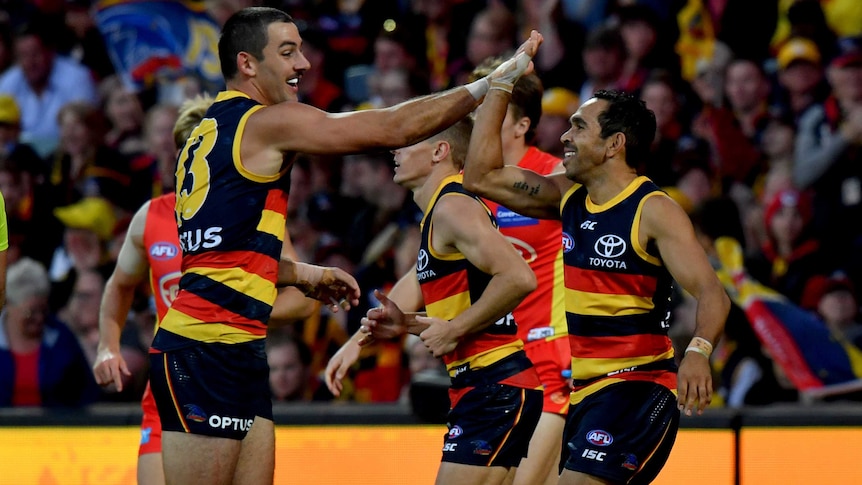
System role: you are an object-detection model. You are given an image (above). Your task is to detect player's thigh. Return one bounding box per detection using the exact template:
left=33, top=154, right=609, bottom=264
left=558, top=469, right=615, bottom=485
left=162, top=430, right=242, bottom=485
left=435, top=462, right=513, bottom=485
left=232, top=417, right=275, bottom=485
left=513, top=411, right=565, bottom=485
left=137, top=452, right=164, bottom=485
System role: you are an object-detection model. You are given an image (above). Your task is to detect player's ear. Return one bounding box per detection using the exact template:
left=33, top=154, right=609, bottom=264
left=237, top=51, right=256, bottom=77
left=432, top=140, right=450, bottom=163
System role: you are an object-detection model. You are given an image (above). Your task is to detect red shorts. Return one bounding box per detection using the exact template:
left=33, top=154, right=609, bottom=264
left=139, top=383, right=162, bottom=456
left=524, top=337, right=570, bottom=414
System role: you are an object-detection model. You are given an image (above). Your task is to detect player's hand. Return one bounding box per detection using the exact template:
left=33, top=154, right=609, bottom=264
left=417, top=316, right=459, bottom=357
left=487, top=30, right=544, bottom=87
left=299, top=266, right=360, bottom=312
left=360, top=289, right=406, bottom=340
left=676, top=351, right=713, bottom=416
left=325, top=338, right=362, bottom=397
left=93, top=348, right=131, bottom=392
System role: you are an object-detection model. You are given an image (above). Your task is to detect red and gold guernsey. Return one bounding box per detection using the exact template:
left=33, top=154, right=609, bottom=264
left=143, top=193, right=182, bottom=326
left=482, top=147, right=566, bottom=344
left=417, top=174, right=523, bottom=377
left=559, top=176, right=677, bottom=404
left=152, top=91, right=291, bottom=351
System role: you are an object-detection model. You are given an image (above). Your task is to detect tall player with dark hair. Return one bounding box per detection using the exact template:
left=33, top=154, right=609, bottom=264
left=147, top=6, right=544, bottom=485
left=463, top=87, right=729, bottom=484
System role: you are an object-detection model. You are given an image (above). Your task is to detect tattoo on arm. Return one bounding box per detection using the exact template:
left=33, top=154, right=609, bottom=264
left=512, top=181, right=540, bottom=196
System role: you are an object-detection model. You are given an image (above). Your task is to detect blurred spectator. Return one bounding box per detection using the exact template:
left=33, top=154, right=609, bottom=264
left=746, top=188, right=828, bottom=304
left=63, top=0, right=115, bottom=81
left=793, top=36, right=862, bottom=281
left=99, top=75, right=146, bottom=157
left=0, top=93, right=46, bottom=177
left=535, top=86, right=579, bottom=158
left=578, top=23, right=626, bottom=102
left=357, top=67, right=426, bottom=110
left=516, top=0, right=585, bottom=92
left=48, top=197, right=118, bottom=305
left=774, top=37, right=827, bottom=122
left=46, top=101, right=132, bottom=211
left=0, top=257, right=99, bottom=407
left=127, top=103, right=180, bottom=203
left=0, top=21, right=13, bottom=75
left=781, top=0, right=840, bottom=63
left=613, top=4, right=665, bottom=94
left=0, top=18, right=98, bottom=157
left=340, top=152, right=407, bottom=263
left=267, top=328, right=313, bottom=402
left=400, top=333, right=445, bottom=402
left=693, top=58, right=772, bottom=190
left=801, top=273, right=862, bottom=349
left=639, top=70, right=694, bottom=187
left=296, top=26, right=351, bottom=112
left=449, top=4, right=517, bottom=86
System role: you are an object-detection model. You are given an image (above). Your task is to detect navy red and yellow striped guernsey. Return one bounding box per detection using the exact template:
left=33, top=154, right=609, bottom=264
left=153, top=91, right=291, bottom=351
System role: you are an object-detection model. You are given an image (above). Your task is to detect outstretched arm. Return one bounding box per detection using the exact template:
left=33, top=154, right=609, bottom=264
left=642, top=195, right=730, bottom=416
left=94, top=202, right=150, bottom=391
left=463, top=85, right=572, bottom=219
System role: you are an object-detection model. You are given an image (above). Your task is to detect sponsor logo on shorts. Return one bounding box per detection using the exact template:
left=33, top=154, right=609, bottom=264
left=621, top=453, right=639, bottom=471
left=442, top=443, right=458, bottom=452
left=208, top=415, right=254, bottom=432
left=140, top=427, right=152, bottom=445
left=472, top=440, right=492, bottom=456
left=586, top=430, right=613, bottom=446
left=581, top=449, right=606, bottom=461
left=184, top=404, right=208, bottom=423
left=448, top=425, right=463, bottom=439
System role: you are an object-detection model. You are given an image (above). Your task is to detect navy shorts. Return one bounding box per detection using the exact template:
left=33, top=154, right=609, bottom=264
left=149, top=339, right=272, bottom=440
left=442, top=353, right=543, bottom=467
left=561, top=381, right=679, bottom=484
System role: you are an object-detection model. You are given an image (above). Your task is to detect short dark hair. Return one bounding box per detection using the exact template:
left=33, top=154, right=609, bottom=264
left=218, top=7, right=294, bottom=81
left=593, top=90, right=656, bottom=169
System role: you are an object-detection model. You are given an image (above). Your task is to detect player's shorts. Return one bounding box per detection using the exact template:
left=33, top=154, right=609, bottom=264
left=442, top=352, right=543, bottom=468
left=524, top=337, right=570, bottom=414
left=149, top=340, right=272, bottom=440
left=560, top=380, right=679, bottom=484
left=139, top=383, right=162, bottom=456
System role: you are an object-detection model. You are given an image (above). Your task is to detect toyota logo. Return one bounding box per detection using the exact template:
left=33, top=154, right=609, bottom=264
left=417, top=249, right=430, bottom=270
left=594, top=235, right=626, bottom=258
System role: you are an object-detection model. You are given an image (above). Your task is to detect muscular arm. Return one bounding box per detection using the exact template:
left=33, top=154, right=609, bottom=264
left=432, top=194, right=537, bottom=337
left=94, top=202, right=150, bottom=389
left=463, top=87, right=572, bottom=219
left=642, top=195, right=729, bottom=414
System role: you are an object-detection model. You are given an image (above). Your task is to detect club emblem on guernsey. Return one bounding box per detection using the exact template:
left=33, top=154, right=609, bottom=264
left=184, top=404, right=208, bottom=423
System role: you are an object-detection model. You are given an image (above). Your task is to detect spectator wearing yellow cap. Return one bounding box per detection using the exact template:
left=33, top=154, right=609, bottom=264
left=775, top=37, right=828, bottom=122
left=535, top=86, right=578, bottom=158
left=0, top=94, right=46, bottom=178
left=48, top=197, right=119, bottom=309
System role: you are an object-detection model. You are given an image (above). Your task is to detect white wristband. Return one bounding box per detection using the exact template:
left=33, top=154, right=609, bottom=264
left=685, top=336, right=713, bottom=358
left=465, top=78, right=490, bottom=100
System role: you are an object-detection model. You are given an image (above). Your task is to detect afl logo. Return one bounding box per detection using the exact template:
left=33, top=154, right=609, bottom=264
left=150, top=242, right=179, bottom=260
left=561, top=232, right=575, bottom=253
left=586, top=430, right=613, bottom=446
left=448, top=425, right=463, bottom=439
left=594, top=235, right=626, bottom=258
left=417, top=249, right=430, bottom=271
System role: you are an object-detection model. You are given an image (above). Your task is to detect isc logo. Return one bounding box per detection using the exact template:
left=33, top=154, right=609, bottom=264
left=581, top=449, right=606, bottom=461
left=442, top=443, right=457, bottom=452
left=586, top=430, right=613, bottom=446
